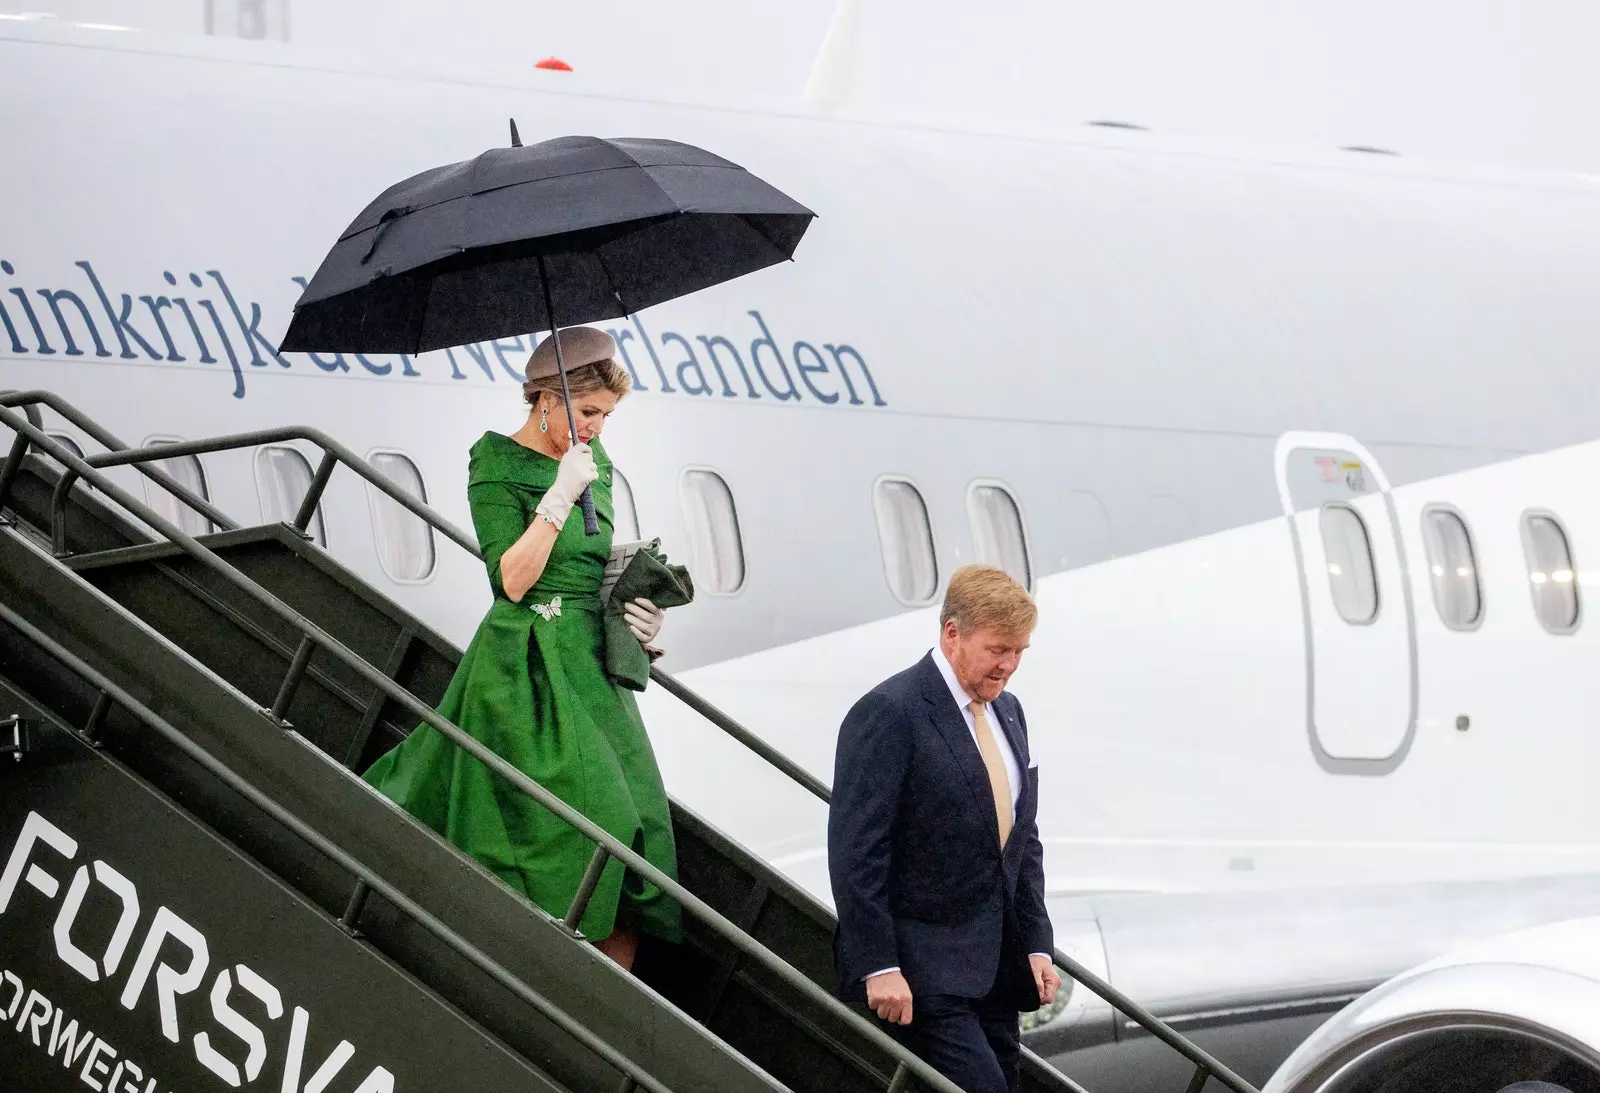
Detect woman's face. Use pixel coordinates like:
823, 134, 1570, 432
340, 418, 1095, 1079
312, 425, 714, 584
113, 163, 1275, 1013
543, 389, 620, 451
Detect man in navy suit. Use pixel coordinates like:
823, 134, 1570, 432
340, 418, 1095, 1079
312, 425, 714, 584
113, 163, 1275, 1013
829, 564, 1060, 1093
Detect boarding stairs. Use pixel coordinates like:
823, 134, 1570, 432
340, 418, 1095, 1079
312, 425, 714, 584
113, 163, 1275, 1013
0, 390, 1257, 1093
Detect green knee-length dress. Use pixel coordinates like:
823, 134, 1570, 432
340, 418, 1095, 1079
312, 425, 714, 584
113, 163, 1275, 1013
363, 431, 681, 944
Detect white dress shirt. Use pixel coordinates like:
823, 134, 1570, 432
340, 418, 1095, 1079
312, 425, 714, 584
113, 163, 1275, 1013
865, 649, 1048, 983
931, 647, 1023, 810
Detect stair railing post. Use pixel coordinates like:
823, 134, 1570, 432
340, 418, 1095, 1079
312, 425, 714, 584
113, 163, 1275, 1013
267, 635, 316, 725
563, 844, 611, 933
49, 467, 75, 557
0, 395, 42, 509
82, 692, 114, 746
0, 432, 29, 511
0, 714, 33, 763
293, 451, 337, 536
340, 879, 372, 935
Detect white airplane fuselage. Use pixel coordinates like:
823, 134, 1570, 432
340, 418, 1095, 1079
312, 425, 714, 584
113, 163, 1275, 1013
7, 23, 1600, 1080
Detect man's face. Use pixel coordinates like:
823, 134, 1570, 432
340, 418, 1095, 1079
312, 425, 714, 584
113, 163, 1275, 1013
941, 621, 1030, 703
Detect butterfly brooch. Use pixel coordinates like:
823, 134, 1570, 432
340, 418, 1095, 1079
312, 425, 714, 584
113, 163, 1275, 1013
531, 596, 562, 621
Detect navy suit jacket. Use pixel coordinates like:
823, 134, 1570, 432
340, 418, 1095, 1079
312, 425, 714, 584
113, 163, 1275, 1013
828, 653, 1053, 1009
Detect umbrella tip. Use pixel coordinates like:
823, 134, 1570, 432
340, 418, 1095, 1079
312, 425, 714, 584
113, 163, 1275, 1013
509, 118, 522, 147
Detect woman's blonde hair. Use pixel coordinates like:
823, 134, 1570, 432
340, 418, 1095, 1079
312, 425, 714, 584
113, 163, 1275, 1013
522, 358, 632, 409
940, 564, 1037, 636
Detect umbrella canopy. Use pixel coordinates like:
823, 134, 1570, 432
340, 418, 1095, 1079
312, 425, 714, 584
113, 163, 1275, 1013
278, 133, 815, 355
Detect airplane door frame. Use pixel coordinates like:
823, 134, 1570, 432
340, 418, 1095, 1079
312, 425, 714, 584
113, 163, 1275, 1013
1274, 431, 1419, 776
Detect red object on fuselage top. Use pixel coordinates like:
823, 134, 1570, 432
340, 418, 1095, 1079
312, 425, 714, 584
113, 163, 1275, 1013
536, 57, 573, 71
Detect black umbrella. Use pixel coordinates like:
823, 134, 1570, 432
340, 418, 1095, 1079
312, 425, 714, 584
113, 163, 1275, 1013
280, 126, 815, 533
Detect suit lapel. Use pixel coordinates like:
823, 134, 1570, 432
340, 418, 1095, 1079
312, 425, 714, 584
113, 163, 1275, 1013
995, 695, 1028, 773
917, 654, 1002, 845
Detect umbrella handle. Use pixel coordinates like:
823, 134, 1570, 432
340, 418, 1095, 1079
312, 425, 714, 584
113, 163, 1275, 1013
579, 487, 599, 535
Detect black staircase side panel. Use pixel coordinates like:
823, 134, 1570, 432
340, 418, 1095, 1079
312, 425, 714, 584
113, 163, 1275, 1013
0, 527, 791, 1093
0, 713, 565, 1093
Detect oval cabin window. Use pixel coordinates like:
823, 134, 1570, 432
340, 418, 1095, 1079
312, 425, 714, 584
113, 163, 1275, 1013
256, 445, 327, 546
1319, 503, 1378, 624
365, 451, 435, 582
143, 438, 214, 537
968, 483, 1032, 590
874, 478, 938, 605
43, 432, 84, 465
1523, 513, 1579, 632
1420, 508, 1480, 629
679, 469, 745, 594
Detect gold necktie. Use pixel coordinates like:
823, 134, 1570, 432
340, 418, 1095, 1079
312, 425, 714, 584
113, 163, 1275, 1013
970, 700, 1013, 847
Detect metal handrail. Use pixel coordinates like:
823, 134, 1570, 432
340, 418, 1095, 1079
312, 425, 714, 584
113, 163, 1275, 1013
648, 669, 833, 805
0, 389, 234, 532
0, 394, 43, 511
0, 393, 1260, 1093
42, 425, 478, 560
0, 599, 678, 1093
0, 407, 975, 1093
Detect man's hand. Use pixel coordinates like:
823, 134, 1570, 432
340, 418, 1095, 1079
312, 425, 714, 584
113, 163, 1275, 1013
866, 970, 914, 1025
1030, 955, 1062, 1007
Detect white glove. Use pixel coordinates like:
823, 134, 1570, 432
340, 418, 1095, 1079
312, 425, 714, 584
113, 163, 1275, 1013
535, 443, 598, 529
623, 597, 664, 645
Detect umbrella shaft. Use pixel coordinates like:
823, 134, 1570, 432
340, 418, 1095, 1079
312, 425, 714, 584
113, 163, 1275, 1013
555, 363, 580, 441
534, 255, 583, 443
535, 254, 599, 537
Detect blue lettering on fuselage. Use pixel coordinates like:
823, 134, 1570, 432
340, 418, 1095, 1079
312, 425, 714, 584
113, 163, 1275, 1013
0, 260, 887, 407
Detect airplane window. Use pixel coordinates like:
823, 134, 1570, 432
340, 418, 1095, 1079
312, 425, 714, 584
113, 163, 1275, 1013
874, 478, 938, 604
612, 467, 641, 543
207, 0, 291, 42
968, 482, 1033, 591
255, 445, 326, 547
1320, 504, 1378, 624
679, 469, 745, 594
365, 451, 436, 582
143, 438, 214, 538
1421, 507, 1481, 629
39, 435, 84, 473
43, 432, 83, 460
1522, 513, 1579, 632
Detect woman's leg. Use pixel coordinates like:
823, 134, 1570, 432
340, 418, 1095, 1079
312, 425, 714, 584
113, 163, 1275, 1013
595, 927, 638, 971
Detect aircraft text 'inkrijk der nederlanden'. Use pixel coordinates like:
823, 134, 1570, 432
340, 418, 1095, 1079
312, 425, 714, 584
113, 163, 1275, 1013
0, 260, 887, 407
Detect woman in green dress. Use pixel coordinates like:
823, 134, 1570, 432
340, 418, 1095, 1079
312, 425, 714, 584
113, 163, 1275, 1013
363, 326, 679, 970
